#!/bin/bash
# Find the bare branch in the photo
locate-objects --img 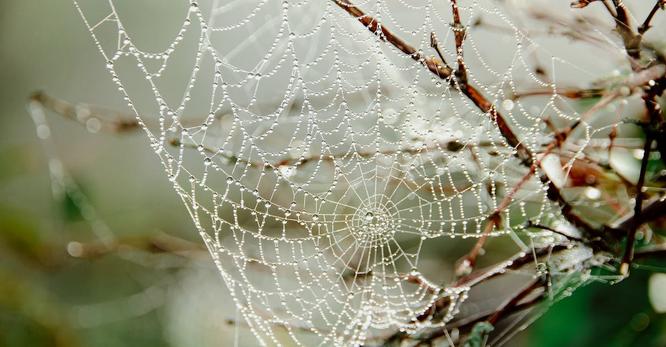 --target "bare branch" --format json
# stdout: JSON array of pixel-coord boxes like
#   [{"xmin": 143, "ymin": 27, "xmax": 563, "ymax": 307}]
[
  {"xmin": 332, "ymin": 0, "xmax": 613, "ymax": 278},
  {"xmin": 487, "ymin": 278, "xmax": 546, "ymax": 325},
  {"xmin": 610, "ymin": 0, "xmax": 642, "ymax": 69},
  {"xmin": 30, "ymin": 91, "xmax": 140, "ymax": 133},
  {"xmin": 525, "ymin": 221, "xmax": 585, "ymax": 242},
  {"xmin": 450, "ymin": 0, "xmax": 468, "ymax": 85},
  {"xmin": 430, "ymin": 32, "xmax": 453, "ymax": 72},
  {"xmin": 512, "ymin": 87, "xmax": 604, "ymax": 100},
  {"xmin": 332, "ymin": 0, "xmax": 531, "ymax": 164},
  {"xmin": 620, "ymin": 97, "xmax": 659, "ymax": 275},
  {"xmin": 638, "ymin": 0, "xmax": 666, "ymax": 35},
  {"xmin": 333, "ymin": 0, "xmax": 453, "ymax": 79}
]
